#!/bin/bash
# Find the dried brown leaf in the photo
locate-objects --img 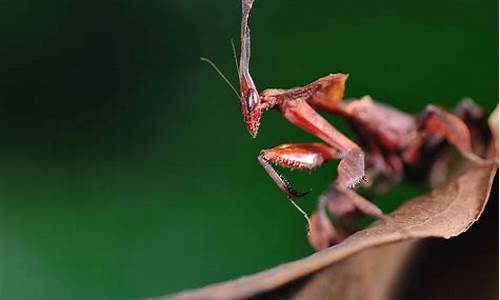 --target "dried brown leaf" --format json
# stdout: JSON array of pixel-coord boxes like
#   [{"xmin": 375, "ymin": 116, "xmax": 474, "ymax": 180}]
[
  {"xmin": 153, "ymin": 109, "xmax": 498, "ymax": 300},
  {"xmin": 288, "ymin": 240, "xmax": 418, "ymax": 300}
]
